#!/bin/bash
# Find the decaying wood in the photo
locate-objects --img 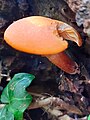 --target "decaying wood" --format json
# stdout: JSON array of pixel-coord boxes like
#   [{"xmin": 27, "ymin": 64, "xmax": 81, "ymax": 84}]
[
  {"xmin": 64, "ymin": 0, "xmax": 82, "ymax": 13},
  {"xmin": 65, "ymin": 0, "xmax": 90, "ymax": 35}
]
